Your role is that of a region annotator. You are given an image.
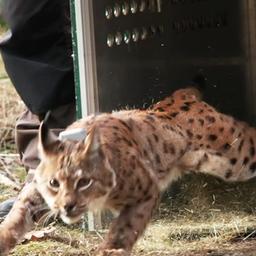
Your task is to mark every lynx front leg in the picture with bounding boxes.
[0,181,46,255]
[98,188,159,256]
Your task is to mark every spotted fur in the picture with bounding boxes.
[1,88,256,256]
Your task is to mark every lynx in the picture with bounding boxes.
[1,88,256,255]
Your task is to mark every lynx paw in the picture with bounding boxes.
[96,248,129,256]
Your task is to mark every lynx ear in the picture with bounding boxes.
[82,126,115,188]
[83,126,100,156]
[82,126,106,167]
[38,112,60,160]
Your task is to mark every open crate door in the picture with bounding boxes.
[70,0,99,118]
[70,0,100,231]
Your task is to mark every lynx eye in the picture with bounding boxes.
[49,178,60,189]
[77,178,93,191]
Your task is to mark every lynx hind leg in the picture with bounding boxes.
[0,181,46,255]
[152,87,201,112]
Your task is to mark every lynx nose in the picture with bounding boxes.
[64,202,76,214]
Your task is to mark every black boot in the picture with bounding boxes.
[0,198,15,218]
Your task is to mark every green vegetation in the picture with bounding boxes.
[0,20,8,35]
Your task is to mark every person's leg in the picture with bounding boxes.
[0,103,76,218]
[0,0,75,114]
[0,0,76,217]
[0,0,76,172]
[15,103,76,174]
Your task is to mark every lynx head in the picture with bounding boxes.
[35,119,116,224]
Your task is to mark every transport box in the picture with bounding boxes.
[71,0,256,124]
[70,0,256,229]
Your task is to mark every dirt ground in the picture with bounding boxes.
[6,176,256,256]
[1,57,256,256]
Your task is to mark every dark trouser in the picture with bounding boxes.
[16,104,76,174]
[0,0,75,115]
[0,0,76,172]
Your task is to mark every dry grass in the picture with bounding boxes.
[0,57,25,151]
[0,51,256,255]
[5,174,256,256]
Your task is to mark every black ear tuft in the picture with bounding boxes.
[38,111,59,159]
[40,111,52,149]
[43,111,51,125]
[41,112,50,145]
